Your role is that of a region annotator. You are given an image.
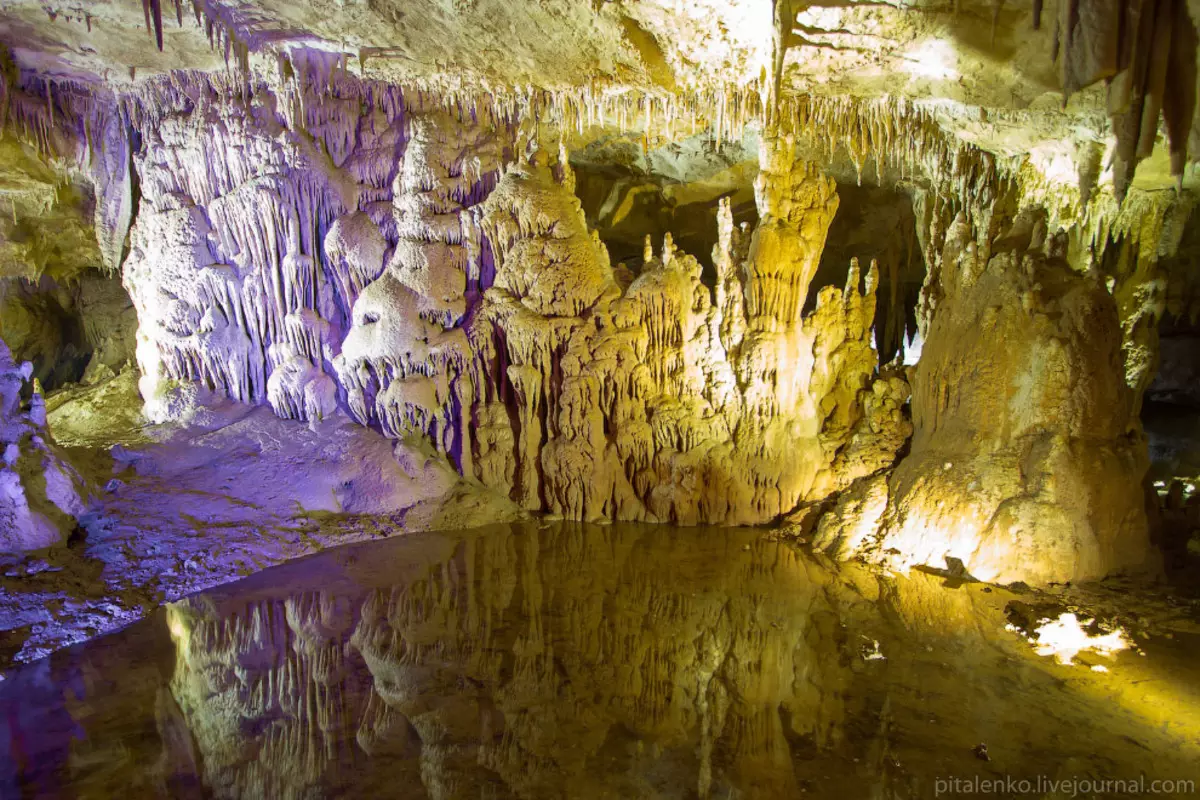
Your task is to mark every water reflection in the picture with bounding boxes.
[2,521,1198,798]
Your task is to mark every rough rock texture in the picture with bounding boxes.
[122,68,406,424]
[1054,0,1199,199]
[4,57,1168,582]
[0,336,87,551]
[3,0,1198,188]
[815,212,1153,584]
[112,73,909,528]
[333,108,506,448]
[0,273,137,389]
[457,137,905,524]
[0,121,139,391]
[0,136,102,284]
[0,0,1195,587]
[0,367,523,667]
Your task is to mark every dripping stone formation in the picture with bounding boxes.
[2,0,1200,795]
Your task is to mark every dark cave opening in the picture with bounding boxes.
[1144,311,1200,489]
[572,159,927,365]
[570,160,758,284]
[0,271,137,392]
[804,182,926,364]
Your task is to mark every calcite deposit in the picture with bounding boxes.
[0,338,87,550]
[2,16,1200,800]
[96,65,909,531]
[5,5,1200,798]
[814,211,1153,583]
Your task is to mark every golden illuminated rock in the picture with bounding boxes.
[1,0,1198,591]
[820,211,1153,584]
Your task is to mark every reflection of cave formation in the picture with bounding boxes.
[7,521,1200,800]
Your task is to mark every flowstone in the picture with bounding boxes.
[816,212,1153,583]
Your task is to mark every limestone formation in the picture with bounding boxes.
[1053,0,1199,199]
[816,211,1153,584]
[1,0,1199,590]
[0,336,88,550]
[97,66,908,530]
[10,25,1200,795]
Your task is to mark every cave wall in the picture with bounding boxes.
[119,68,909,528]
[0,273,137,389]
[123,65,407,424]
[0,132,137,391]
[1,54,1182,580]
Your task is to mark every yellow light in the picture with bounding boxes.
[902,40,957,80]
[1032,612,1130,666]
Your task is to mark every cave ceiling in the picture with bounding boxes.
[0,0,1196,196]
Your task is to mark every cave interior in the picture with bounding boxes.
[1,0,1200,797]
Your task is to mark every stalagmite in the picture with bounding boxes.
[817,211,1153,584]
[0,336,88,550]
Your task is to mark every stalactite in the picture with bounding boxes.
[1054,0,1199,200]
[140,0,165,52]
[10,36,1164,573]
[791,96,1009,219]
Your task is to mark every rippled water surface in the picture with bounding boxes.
[2,521,1198,798]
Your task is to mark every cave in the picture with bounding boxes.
[2,1,1200,797]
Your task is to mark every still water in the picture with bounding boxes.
[1,521,1198,798]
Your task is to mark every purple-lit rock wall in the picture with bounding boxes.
[114,61,909,527]
[0,338,87,550]
[123,60,410,425]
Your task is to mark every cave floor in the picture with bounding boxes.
[1,521,1199,798]
[0,372,520,667]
